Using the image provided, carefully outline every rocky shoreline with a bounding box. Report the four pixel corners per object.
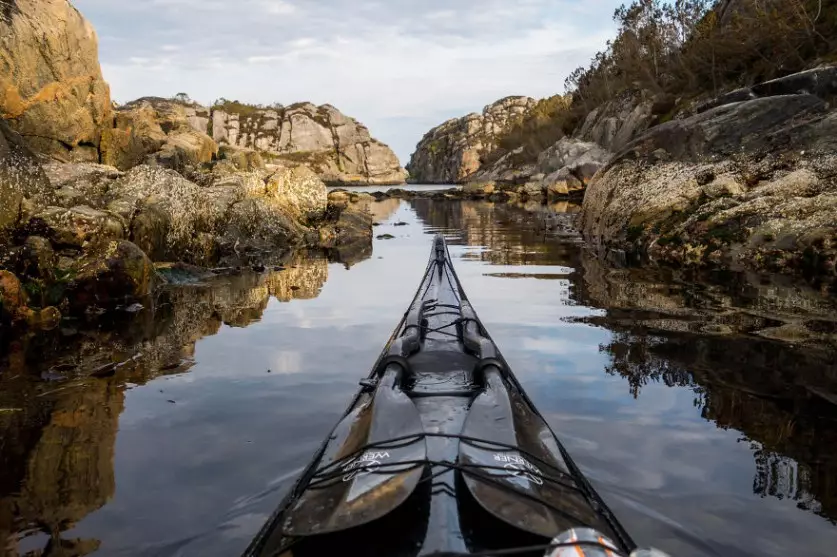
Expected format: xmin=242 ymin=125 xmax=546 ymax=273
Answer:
xmin=0 ymin=0 xmax=389 ymax=333
xmin=406 ymin=66 xmax=837 ymax=291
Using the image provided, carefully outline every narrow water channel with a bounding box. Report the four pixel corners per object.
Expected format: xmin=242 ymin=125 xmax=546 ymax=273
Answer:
xmin=2 ymin=195 xmax=836 ymax=557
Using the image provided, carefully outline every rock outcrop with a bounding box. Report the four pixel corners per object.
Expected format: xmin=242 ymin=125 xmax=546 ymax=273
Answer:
xmin=579 ymin=67 xmax=837 ymax=286
xmin=407 ymin=96 xmax=537 ymax=183
xmin=102 ymin=97 xmax=217 ymax=173
xmin=574 ymin=91 xmax=660 ymax=153
xmin=0 ymin=0 xmax=112 ymax=162
xmin=211 ymin=101 xmax=406 ymax=185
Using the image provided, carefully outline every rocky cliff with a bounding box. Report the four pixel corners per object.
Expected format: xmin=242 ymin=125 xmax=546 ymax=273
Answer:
xmin=0 ymin=0 xmax=112 ymax=162
xmin=0 ymin=1 xmax=379 ymax=330
xmin=211 ymin=101 xmax=407 ymax=185
xmin=406 ymin=96 xmax=536 ymax=183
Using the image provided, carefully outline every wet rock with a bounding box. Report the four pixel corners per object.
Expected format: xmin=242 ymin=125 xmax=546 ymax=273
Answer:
xmin=0 ymin=0 xmax=112 ymax=160
xmin=0 ymin=120 xmax=53 ymax=237
xmin=67 ymin=240 xmax=161 ymax=310
xmin=462 ymin=181 xmax=496 ymax=198
xmin=0 ymin=270 xmax=61 ymax=328
xmin=30 ymin=205 xmax=124 ymax=249
xmin=376 ymin=234 xmax=395 ymax=240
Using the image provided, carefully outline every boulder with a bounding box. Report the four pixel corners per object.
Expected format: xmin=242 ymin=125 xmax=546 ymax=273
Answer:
xmin=544 ymin=168 xmax=583 ymax=197
xmin=519 ymin=179 xmax=545 ymax=200
xmin=0 ymin=120 xmax=53 ymax=237
xmin=66 ymin=240 xmax=161 ymax=310
xmin=108 ymin=166 xmax=221 ymax=263
xmin=576 ymin=92 xmax=655 ymax=152
xmin=0 ymin=0 xmax=112 ymax=161
xmin=407 ymin=96 xmax=537 ymax=183
xmin=537 ymin=137 xmax=611 ymax=185
xmin=15 ymin=235 xmax=56 ymax=280
xmin=42 ymin=161 xmax=123 ymax=208
xmin=102 ymin=98 xmax=218 ymax=172
xmin=218 ymin=144 xmax=264 ymax=172
xmin=264 ymin=165 xmax=328 ymax=223
xmin=579 ymin=84 xmax=837 ymax=284
xmin=0 ymin=270 xmax=61 ymax=328
xmin=150 ymin=129 xmax=218 ymax=172
xmin=463 ymin=181 xmax=496 ymax=198
xmin=29 ymin=205 xmax=124 ymax=249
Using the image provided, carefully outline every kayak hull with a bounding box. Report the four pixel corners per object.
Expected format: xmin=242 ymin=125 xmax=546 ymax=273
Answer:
xmin=243 ymin=235 xmax=634 ymax=557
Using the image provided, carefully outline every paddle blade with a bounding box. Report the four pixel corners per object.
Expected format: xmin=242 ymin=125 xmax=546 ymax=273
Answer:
xmin=284 ymin=369 xmax=426 ymax=536
xmin=460 ymin=369 xmax=607 ymax=538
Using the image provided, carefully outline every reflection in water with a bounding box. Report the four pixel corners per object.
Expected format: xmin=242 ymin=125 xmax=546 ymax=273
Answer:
xmin=1 ymin=197 xmax=836 ymax=556
xmin=411 ymin=198 xmax=837 ymax=527
xmin=0 ymin=253 xmax=335 ymax=555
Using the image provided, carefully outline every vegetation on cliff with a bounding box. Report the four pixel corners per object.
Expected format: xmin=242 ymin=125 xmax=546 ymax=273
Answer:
xmin=491 ymin=0 xmax=837 ymax=165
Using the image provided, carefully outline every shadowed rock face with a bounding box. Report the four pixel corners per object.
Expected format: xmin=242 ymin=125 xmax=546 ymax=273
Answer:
xmin=0 ymin=0 xmax=112 ymax=162
xmin=407 ymin=96 xmax=537 ymax=184
xmin=212 ymin=102 xmax=406 ymax=186
xmin=579 ymin=70 xmax=837 ymax=287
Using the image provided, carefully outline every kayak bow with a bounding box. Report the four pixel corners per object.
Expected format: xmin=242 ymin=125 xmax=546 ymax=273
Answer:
xmin=243 ymin=235 xmax=636 ymax=557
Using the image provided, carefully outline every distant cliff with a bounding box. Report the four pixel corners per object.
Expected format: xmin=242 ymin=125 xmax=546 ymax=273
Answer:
xmin=211 ymin=100 xmax=407 ymax=186
xmin=406 ymin=96 xmax=536 ymax=183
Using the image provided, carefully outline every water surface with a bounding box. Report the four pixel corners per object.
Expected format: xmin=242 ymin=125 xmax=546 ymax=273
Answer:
xmin=2 ymin=197 xmax=837 ymax=557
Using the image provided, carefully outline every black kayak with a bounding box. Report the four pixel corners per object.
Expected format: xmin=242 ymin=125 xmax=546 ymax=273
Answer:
xmin=243 ymin=235 xmax=636 ymax=557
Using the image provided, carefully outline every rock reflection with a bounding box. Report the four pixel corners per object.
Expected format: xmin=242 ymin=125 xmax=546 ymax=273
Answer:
xmin=599 ymin=323 xmax=837 ymax=521
xmin=409 ymin=198 xmax=583 ymax=267
xmin=0 ymin=252 xmax=337 ymax=554
xmin=413 ymin=197 xmax=837 ymax=523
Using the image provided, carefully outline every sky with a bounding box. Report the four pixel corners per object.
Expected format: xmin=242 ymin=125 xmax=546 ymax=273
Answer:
xmin=74 ymin=0 xmax=625 ymax=163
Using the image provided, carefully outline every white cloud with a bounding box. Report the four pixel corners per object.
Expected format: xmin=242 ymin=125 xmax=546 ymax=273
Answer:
xmin=77 ymin=0 xmax=623 ymax=161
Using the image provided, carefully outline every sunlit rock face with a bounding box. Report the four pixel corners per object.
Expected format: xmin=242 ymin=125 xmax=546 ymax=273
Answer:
xmin=407 ymin=96 xmax=537 ymax=184
xmin=0 ymin=0 xmax=112 ymax=162
xmin=212 ymin=102 xmax=406 ymax=186
xmin=101 ymin=97 xmax=217 ymax=173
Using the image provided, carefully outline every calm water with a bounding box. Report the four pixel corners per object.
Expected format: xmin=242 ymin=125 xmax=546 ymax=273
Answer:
xmin=2 ymin=197 xmax=837 ymax=557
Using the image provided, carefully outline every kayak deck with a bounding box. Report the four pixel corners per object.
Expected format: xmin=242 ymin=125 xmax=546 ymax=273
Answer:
xmin=243 ymin=236 xmax=634 ymax=557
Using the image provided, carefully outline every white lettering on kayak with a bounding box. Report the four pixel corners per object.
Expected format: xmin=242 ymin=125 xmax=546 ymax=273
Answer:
xmin=493 ymin=453 xmax=544 ymax=485
xmin=342 ymin=451 xmax=391 ymax=481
